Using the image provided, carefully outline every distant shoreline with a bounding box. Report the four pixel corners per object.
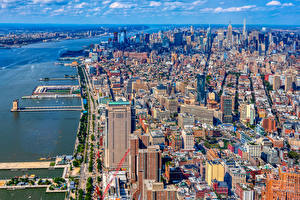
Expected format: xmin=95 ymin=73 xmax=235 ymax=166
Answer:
xmin=0 ymin=34 xmax=111 ymax=49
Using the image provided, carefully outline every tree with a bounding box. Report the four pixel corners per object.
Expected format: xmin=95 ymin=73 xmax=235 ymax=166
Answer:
xmin=78 ymin=189 xmax=84 ymax=200
xmin=288 ymin=151 xmax=299 ymax=160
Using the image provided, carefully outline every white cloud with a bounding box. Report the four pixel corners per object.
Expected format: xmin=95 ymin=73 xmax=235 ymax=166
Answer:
xmin=282 ymin=2 xmax=294 ymax=7
xmin=32 ymin=0 xmax=66 ymax=4
xmin=192 ymin=0 xmax=207 ymax=6
xmin=74 ymin=2 xmax=87 ymax=9
xmin=163 ymin=1 xmax=183 ymax=10
xmin=210 ymin=5 xmax=256 ymax=13
xmin=109 ymin=2 xmax=135 ymax=9
xmin=102 ymin=0 xmax=111 ymax=5
xmin=266 ymin=1 xmax=281 ymax=6
xmin=53 ymin=7 xmax=64 ymax=13
xmin=149 ymin=1 xmax=161 ymax=7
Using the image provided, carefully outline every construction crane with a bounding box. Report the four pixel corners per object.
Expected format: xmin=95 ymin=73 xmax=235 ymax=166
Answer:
xmin=96 ymin=148 xmax=130 ymax=200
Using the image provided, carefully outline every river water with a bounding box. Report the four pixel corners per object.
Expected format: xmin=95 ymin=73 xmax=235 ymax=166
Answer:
xmin=0 ymin=37 xmax=107 ymax=162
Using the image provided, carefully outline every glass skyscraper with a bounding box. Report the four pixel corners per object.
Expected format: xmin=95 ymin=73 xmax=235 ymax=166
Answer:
xmin=196 ymin=74 xmax=206 ymax=105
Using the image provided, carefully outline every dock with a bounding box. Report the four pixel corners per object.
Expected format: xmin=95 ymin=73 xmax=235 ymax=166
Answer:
xmin=39 ymin=77 xmax=78 ymax=81
xmin=22 ymin=94 xmax=80 ymax=99
xmin=0 ymin=162 xmax=51 ymax=170
xmin=11 ymin=106 xmax=82 ymax=112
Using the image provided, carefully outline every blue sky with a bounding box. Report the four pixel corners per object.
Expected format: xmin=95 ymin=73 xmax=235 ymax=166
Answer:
xmin=0 ymin=0 xmax=299 ymax=24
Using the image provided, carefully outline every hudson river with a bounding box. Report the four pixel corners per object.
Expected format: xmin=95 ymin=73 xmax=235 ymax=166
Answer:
xmin=0 ymin=37 xmax=106 ymax=162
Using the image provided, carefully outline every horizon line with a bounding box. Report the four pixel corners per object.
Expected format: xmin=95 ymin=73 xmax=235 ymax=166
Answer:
xmin=0 ymin=23 xmax=299 ymax=26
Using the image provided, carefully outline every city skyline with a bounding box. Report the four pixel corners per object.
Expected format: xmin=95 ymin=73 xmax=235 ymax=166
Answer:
xmin=0 ymin=0 xmax=299 ymax=25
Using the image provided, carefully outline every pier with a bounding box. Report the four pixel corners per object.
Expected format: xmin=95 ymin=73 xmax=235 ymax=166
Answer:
xmin=39 ymin=77 xmax=78 ymax=81
xmin=22 ymin=94 xmax=80 ymax=99
xmin=11 ymin=106 xmax=82 ymax=112
xmin=11 ymin=101 xmax=82 ymax=112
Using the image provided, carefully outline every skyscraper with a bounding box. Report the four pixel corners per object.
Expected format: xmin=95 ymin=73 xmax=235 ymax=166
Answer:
xmin=105 ymin=101 xmax=131 ymax=169
xmin=273 ymin=75 xmax=281 ymax=90
xmin=174 ymin=32 xmax=183 ymax=46
xmin=205 ymin=160 xmax=225 ymax=186
xmin=113 ymin=32 xmax=118 ymax=43
xmin=243 ymin=18 xmax=247 ymax=39
xmin=285 ymin=75 xmax=293 ymax=92
xmin=227 ymin=22 xmax=233 ymax=46
xmin=196 ymin=73 xmax=206 ymax=105
xmin=119 ymin=29 xmax=127 ymax=44
xmin=221 ymin=94 xmax=232 ymax=123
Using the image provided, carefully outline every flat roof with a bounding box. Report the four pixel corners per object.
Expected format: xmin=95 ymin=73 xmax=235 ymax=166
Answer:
xmin=109 ymin=101 xmax=130 ymax=106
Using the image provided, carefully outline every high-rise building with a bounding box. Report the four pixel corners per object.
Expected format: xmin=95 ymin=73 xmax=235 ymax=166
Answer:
xmin=113 ymin=32 xmax=118 ymax=43
xmin=137 ymin=145 xmax=162 ymax=199
xmin=144 ymin=33 xmax=150 ymax=43
xmin=285 ymin=75 xmax=293 ymax=92
xmin=105 ymin=101 xmax=131 ymax=169
xmin=190 ymin=25 xmax=194 ymax=35
xmin=138 ymin=145 xmax=161 ymax=182
xmin=243 ymin=18 xmax=247 ymax=39
xmin=227 ymin=22 xmax=233 ymax=46
xmin=221 ymin=94 xmax=233 ymax=123
xmin=119 ymin=29 xmax=127 ymax=44
xmin=173 ymin=32 xmax=183 ymax=46
xmin=205 ymin=160 xmax=225 ymax=186
xmin=273 ymin=75 xmax=281 ymax=90
xmin=165 ymin=97 xmax=178 ymax=113
xmin=197 ymin=73 xmax=206 ymax=105
xmin=129 ymin=135 xmax=139 ymax=183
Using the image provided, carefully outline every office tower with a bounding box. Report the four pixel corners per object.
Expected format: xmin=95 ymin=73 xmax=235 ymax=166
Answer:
xmin=190 ymin=25 xmax=194 ymax=35
xmin=105 ymin=101 xmax=131 ymax=169
xmin=285 ymin=75 xmax=293 ymax=92
xmin=113 ymin=32 xmax=118 ymax=43
xmin=217 ymin=29 xmax=224 ymax=41
xmin=273 ymin=75 xmax=281 ymax=90
xmin=196 ymin=73 xmax=206 ymax=105
xmin=138 ymin=145 xmax=162 ymax=182
xmin=135 ymin=34 xmax=140 ymax=43
xmin=243 ymin=18 xmax=247 ymax=39
xmin=173 ymin=32 xmax=183 ymax=46
xmin=131 ymin=103 xmax=136 ymax=133
xmin=137 ymin=145 xmax=162 ymax=199
xmin=227 ymin=22 xmax=233 ymax=45
xmin=144 ymin=33 xmax=150 ymax=43
xmin=129 ymin=135 xmax=139 ymax=183
xmin=165 ymin=97 xmax=178 ymax=113
xmin=205 ymin=160 xmax=225 ymax=186
xmin=119 ymin=29 xmax=127 ymax=44
xmin=221 ymin=94 xmax=232 ymax=123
